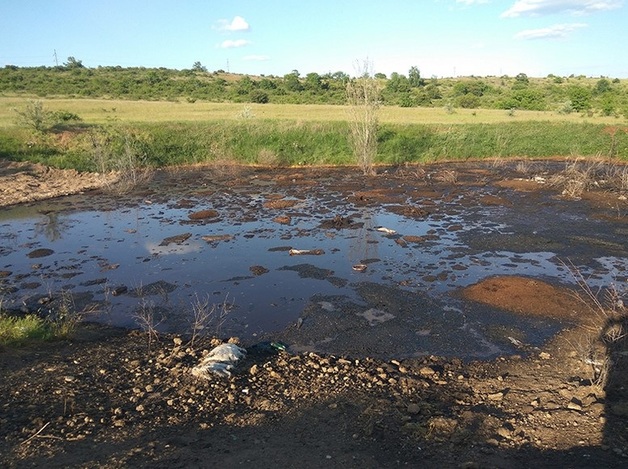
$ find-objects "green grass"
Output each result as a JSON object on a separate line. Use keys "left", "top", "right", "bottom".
{"left": 2, "top": 97, "right": 627, "bottom": 127}
{"left": 0, "top": 311, "right": 79, "bottom": 346}
{"left": 2, "top": 119, "right": 626, "bottom": 172}
{"left": 0, "top": 314, "right": 52, "bottom": 346}
{"left": 377, "top": 121, "right": 627, "bottom": 163}
{"left": 0, "top": 293, "right": 81, "bottom": 347}
{"left": 1, "top": 97, "right": 627, "bottom": 171}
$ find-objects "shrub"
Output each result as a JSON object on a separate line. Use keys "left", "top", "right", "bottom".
{"left": 249, "top": 89, "right": 269, "bottom": 104}
{"left": 346, "top": 67, "right": 383, "bottom": 175}
{"left": 13, "top": 100, "right": 53, "bottom": 133}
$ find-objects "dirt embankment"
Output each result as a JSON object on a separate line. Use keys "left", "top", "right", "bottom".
{"left": 0, "top": 160, "right": 117, "bottom": 207}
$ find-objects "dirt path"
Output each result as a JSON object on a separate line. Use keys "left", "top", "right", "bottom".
{"left": 1, "top": 160, "right": 627, "bottom": 468}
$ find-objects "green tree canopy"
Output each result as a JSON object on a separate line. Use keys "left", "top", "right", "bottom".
{"left": 63, "top": 57, "right": 84, "bottom": 69}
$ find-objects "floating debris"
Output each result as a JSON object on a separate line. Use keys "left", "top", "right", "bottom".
{"left": 271, "top": 341, "right": 287, "bottom": 352}
{"left": 289, "top": 248, "right": 325, "bottom": 256}
{"left": 376, "top": 226, "right": 397, "bottom": 235}
{"left": 352, "top": 264, "right": 367, "bottom": 272}
{"left": 111, "top": 285, "right": 128, "bottom": 296}
{"left": 191, "top": 343, "right": 247, "bottom": 379}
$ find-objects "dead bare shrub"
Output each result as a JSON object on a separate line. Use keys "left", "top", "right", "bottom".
{"left": 188, "top": 294, "right": 233, "bottom": 346}
{"left": 549, "top": 159, "right": 628, "bottom": 198}
{"left": 88, "top": 125, "right": 153, "bottom": 194}
{"left": 548, "top": 158, "right": 604, "bottom": 198}
{"left": 346, "top": 60, "right": 383, "bottom": 176}
{"left": 207, "top": 157, "right": 244, "bottom": 179}
{"left": 434, "top": 169, "right": 458, "bottom": 184}
{"left": 133, "top": 297, "right": 162, "bottom": 350}
{"left": 564, "top": 260, "right": 627, "bottom": 387}
{"left": 396, "top": 163, "right": 427, "bottom": 179}
{"left": 515, "top": 159, "right": 534, "bottom": 175}
{"left": 489, "top": 157, "right": 507, "bottom": 168}
{"left": 257, "top": 148, "right": 282, "bottom": 167}
{"left": 603, "top": 163, "right": 628, "bottom": 193}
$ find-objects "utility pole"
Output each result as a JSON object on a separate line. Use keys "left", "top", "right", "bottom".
{"left": 53, "top": 49, "right": 58, "bottom": 66}
{"left": 227, "top": 59, "right": 230, "bottom": 73}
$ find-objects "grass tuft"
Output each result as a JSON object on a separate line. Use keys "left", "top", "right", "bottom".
{"left": 0, "top": 314, "right": 52, "bottom": 345}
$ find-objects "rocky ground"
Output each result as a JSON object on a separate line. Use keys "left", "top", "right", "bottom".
{"left": 1, "top": 159, "right": 627, "bottom": 468}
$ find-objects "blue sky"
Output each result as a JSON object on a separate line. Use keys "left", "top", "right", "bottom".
{"left": 1, "top": 0, "right": 626, "bottom": 78}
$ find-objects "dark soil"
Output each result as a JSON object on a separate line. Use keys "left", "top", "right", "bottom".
{"left": 1, "top": 160, "right": 628, "bottom": 468}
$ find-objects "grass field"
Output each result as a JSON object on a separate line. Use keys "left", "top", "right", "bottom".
{"left": 1, "top": 96, "right": 627, "bottom": 170}
{"left": 1, "top": 96, "right": 626, "bottom": 127}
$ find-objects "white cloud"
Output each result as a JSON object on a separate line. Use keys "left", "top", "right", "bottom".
{"left": 215, "top": 16, "right": 250, "bottom": 32}
{"left": 243, "top": 55, "right": 270, "bottom": 61}
{"left": 515, "top": 22, "right": 588, "bottom": 39}
{"left": 220, "top": 39, "right": 252, "bottom": 49}
{"left": 502, "top": 0, "right": 623, "bottom": 17}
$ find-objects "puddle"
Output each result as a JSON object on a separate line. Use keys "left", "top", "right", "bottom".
{"left": 1, "top": 165, "right": 626, "bottom": 360}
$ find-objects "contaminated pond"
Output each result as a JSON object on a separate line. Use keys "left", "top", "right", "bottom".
{"left": 1, "top": 164, "right": 627, "bottom": 360}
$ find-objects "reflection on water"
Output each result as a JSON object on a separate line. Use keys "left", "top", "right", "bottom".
{"left": 34, "top": 211, "right": 73, "bottom": 241}
{"left": 1, "top": 184, "right": 626, "bottom": 359}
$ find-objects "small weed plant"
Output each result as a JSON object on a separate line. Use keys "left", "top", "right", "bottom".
{"left": 13, "top": 100, "right": 81, "bottom": 134}
{"left": 133, "top": 297, "right": 162, "bottom": 350}
{"left": 13, "top": 100, "right": 54, "bottom": 133}
{"left": 188, "top": 294, "right": 233, "bottom": 346}
{"left": 0, "top": 290, "right": 81, "bottom": 346}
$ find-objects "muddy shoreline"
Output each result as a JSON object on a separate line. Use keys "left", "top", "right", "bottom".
{"left": 1, "top": 160, "right": 628, "bottom": 467}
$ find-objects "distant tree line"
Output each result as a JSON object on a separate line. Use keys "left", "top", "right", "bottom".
{"left": 1, "top": 60, "right": 627, "bottom": 117}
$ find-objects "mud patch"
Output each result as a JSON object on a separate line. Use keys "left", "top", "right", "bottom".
{"left": 319, "top": 215, "right": 363, "bottom": 230}
{"left": 188, "top": 209, "right": 219, "bottom": 220}
{"left": 495, "top": 178, "right": 547, "bottom": 192}
{"left": 387, "top": 204, "right": 431, "bottom": 219}
{"left": 27, "top": 248, "right": 54, "bottom": 258}
{"left": 460, "top": 275, "right": 588, "bottom": 321}
{"left": 159, "top": 233, "right": 192, "bottom": 246}
{"left": 278, "top": 263, "right": 346, "bottom": 287}
{"left": 270, "top": 282, "right": 563, "bottom": 360}
{"left": 263, "top": 199, "right": 299, "bottom": 209}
